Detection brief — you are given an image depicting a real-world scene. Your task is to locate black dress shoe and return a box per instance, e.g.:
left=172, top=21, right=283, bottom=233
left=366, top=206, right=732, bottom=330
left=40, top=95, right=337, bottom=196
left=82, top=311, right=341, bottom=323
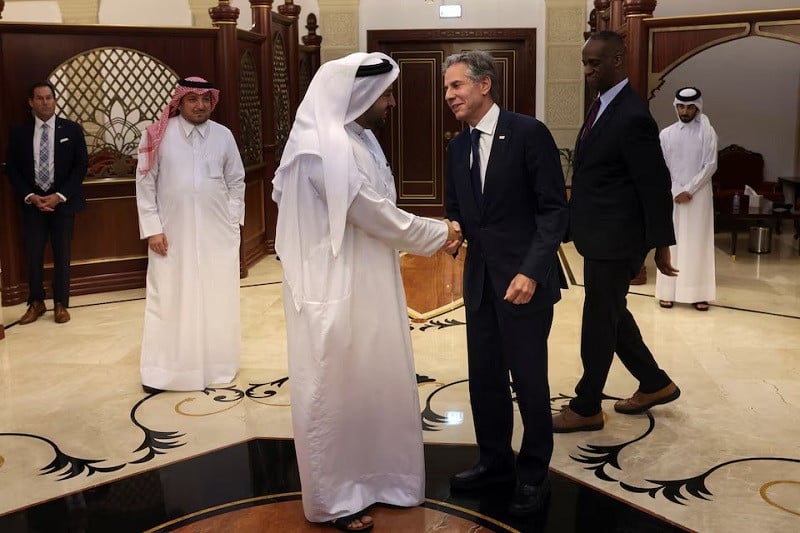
left=508, top=478, right=551, bottom=517
left=450, top=463, right=515, bottom=490
left=142, top=385, right=164, bottom=394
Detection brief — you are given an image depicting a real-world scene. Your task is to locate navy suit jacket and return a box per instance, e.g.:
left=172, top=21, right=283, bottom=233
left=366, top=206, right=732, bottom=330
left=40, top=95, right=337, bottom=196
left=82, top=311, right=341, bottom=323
left=6, top=116, right=88, bottom=214
left=445, top=109, right=568, bottom=313
left=567, top=83, right=675, bottom=260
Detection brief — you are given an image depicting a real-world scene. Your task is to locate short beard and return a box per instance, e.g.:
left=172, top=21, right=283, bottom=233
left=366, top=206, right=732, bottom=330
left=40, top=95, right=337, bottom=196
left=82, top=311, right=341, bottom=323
left=367, top=116, right=387, bottom=130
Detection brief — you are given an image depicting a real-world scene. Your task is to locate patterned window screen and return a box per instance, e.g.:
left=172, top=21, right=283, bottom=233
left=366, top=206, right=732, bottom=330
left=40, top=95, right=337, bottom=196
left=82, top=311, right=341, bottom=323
left=272, top=33, right=291, bottom=161
left=239, top=49, right=263, bottom=167
left=48, top=47, right=179, bottom=179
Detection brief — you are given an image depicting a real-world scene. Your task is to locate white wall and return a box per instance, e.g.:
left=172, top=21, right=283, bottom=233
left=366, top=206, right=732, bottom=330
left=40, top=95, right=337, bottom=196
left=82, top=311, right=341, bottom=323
left=359, top=0, right=548, bottom=118
left=2, top=1, right=61, bottom=22
left=99, top=0, right=191, bottom=26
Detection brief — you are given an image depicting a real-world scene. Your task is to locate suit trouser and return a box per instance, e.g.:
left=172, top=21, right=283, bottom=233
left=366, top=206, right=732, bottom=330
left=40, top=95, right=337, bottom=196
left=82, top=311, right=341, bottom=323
left=466, top=273, right=554, bottom=485
left=569, top=256, right=671, bottom=417
left=23, top=206, right=75, bottom=307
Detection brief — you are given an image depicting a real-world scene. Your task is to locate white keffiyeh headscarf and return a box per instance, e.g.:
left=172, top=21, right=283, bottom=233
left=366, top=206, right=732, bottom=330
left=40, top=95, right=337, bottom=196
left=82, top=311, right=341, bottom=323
left=137, top=77, right=220, bottom=176
left=272, top=52, right=399, bottom=310
left=673, top=86, right=712, bottom=131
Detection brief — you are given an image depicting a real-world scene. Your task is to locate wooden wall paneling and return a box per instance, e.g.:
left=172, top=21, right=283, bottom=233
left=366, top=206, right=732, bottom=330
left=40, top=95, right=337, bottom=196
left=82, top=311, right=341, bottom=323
left=756, top=20, right=800, bottom=44
left=237, top=36, right=271, bottom=267
left=394, top=52, right=442, bottom=211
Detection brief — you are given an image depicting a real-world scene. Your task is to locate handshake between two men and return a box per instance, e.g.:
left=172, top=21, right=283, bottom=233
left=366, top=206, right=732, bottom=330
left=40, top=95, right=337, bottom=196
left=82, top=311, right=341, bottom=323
left=442, top=218, right=463, bottom=255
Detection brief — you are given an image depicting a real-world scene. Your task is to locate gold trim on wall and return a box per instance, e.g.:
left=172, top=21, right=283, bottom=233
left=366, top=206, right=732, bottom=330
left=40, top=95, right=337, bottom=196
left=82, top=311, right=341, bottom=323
left=754, top=20, right=800, bottom=45
left=647, top=23, right=749, bottom=98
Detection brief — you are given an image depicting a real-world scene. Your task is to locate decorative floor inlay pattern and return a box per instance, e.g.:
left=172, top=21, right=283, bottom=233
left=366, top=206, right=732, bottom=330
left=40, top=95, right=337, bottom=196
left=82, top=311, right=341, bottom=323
left=1, top=233, right=799, bottom=531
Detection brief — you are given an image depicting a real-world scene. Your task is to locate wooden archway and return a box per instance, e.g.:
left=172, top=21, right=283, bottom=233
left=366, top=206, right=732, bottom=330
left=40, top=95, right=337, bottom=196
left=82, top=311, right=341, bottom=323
left=587, top=1, right=800, bottom=101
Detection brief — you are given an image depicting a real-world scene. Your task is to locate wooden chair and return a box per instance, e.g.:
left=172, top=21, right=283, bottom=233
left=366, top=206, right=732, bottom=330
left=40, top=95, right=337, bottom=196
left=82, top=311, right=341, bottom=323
left=712, top=144, right=784, bottom=214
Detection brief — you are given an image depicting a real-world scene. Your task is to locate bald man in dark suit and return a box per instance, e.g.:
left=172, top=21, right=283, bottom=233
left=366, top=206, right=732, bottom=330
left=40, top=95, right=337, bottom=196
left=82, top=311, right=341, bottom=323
left=553, top=31, right=681, bottom=433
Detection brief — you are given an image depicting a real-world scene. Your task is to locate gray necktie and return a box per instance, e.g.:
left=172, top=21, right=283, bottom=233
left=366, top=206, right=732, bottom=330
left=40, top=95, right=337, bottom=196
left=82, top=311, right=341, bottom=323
left=37, top=123, right=52, bottom=190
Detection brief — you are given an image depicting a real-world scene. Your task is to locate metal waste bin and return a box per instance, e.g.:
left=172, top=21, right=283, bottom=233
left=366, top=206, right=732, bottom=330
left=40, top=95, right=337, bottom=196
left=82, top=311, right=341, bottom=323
left=748, top=225, right=772, bottom=254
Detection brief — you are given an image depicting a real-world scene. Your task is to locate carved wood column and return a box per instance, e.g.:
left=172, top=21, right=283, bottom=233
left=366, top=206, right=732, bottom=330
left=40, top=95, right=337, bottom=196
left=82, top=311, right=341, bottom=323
left=278, top=0, right=301, bottom=115
left=56, top=0, right=99, bottom=23
left=302, top=13, right=322, bottom=74
left=188, top=0, right=218, bottom=27
left=610, top=0, right=625, bottom=31
left=624, top=0, right=657, bottom=101
left=210, top=1, right=248, bottom=274
left=250, top=0, right=275, bottom=167
left=544, top=0, right=588, bottom=176
left=317, top=0, right=359, bottom=62
left=594, top=0, right=611, bottom=33
left=249, top=0, right=278, bottom=254
left=1, top=0, right=6, bottom=19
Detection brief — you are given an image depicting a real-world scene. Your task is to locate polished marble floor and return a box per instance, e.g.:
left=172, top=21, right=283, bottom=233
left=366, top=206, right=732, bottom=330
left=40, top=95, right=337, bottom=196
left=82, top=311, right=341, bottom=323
left=0, top=228, right=799, bottom=532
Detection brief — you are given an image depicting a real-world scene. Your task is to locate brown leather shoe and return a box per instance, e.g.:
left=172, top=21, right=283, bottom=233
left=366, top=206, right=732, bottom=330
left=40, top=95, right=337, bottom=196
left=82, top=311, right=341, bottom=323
left=19, top=301, right=46, bottom=325
left=54, top=303, right=71, bottom=324
left=614, top=382, right=680, bottom=415
left=552, top=406, right=604, bottom=433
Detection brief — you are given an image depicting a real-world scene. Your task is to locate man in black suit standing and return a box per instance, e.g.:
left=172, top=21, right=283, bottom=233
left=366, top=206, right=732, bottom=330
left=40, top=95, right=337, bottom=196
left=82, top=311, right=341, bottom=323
left=443, top=50, right=568, bottom=516
left=6, top=81, right=88, bottom=324
left=553, top=31, right=681, bottom=433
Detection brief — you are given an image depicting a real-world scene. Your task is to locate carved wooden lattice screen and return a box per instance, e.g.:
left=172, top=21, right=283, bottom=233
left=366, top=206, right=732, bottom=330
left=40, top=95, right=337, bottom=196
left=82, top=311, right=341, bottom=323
left=239, top=49, right=263, bottom=168
left=49, top=47, right=179, bottom=179
left=272, top=32, right=291, bottom=160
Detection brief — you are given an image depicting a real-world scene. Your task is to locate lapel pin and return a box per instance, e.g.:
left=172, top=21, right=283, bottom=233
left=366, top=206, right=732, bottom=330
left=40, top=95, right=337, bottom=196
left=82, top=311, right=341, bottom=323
left=498, top=135, right=506, bottom=140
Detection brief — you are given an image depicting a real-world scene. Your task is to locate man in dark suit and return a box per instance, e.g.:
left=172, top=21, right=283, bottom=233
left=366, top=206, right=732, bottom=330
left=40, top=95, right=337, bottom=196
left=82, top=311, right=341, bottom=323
left=442, top=50, right=568, bottom=516
left=553, top=31, right=681, bottom=433
left=6, top=81, right=88, bottom=324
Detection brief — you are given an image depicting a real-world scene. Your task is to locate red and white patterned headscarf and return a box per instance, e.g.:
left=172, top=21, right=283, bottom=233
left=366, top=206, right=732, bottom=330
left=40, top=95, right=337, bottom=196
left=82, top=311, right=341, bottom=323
left=137, top=77, right=220, bottom=176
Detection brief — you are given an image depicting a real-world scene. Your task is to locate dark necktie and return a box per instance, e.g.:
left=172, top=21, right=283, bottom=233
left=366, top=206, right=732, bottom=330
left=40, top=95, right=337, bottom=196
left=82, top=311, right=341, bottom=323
left=580, top=97, right=601, bottom=143
left=37, top=123, right=53, bottom=190
left=470, top=128, right=482, bottom=205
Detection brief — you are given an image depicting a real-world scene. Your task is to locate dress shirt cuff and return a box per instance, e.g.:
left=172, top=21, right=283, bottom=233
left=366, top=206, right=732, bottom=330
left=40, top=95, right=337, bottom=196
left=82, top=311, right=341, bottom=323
left=24, top=193, right=34, bottom=204
left=56, top=193, right=67, bottom=203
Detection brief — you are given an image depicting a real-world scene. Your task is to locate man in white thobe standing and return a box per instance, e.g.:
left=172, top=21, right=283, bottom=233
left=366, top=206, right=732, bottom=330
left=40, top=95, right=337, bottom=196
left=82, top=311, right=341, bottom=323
left=272, top=53, right=459, bottom=532
left=136, top=77, right=245, bottom=392
left=656, top=87, right=718, bottom=311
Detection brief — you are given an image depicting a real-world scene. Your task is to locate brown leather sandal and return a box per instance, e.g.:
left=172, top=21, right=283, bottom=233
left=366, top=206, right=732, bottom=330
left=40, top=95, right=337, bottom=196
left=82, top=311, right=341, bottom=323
left=693, top=301, right=710, bottom=311
left=659, top=300, right=674, bottom=309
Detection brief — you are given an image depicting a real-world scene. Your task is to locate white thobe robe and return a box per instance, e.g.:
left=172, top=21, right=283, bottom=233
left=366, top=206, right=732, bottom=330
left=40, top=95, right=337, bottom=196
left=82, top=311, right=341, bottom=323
left=136, top=116, right=245, bottom=390
left=274, top=124, right=447, bottom=522
left=656, top=117, right=718, bottom=303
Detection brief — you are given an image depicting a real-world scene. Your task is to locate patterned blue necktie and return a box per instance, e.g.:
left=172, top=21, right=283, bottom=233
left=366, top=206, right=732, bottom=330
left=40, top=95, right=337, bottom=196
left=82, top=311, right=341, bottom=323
left=470, top=128, right=482, bottom=205
left=37, top=123, right=52, bottom=190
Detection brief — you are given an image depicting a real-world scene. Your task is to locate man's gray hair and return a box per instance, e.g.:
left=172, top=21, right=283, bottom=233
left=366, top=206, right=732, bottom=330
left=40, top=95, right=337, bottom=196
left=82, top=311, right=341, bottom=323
left=443, top=50, right=499, bottom=104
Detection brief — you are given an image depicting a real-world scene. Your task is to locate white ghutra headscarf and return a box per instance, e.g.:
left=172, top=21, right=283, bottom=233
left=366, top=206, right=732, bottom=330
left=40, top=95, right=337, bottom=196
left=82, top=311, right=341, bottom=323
left=673, top=86, right=712, bottom=131
left=272, top=52, right=399, bottom=310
